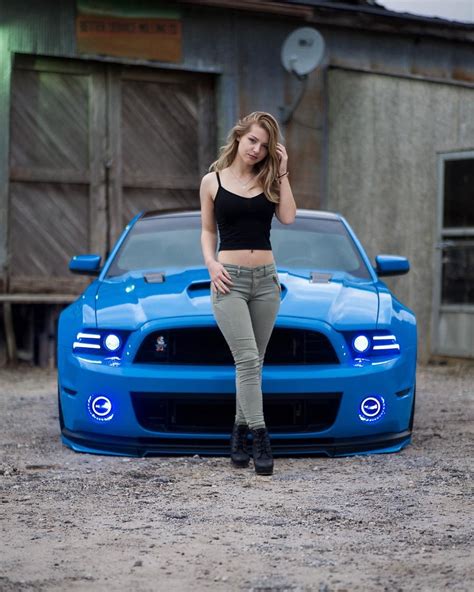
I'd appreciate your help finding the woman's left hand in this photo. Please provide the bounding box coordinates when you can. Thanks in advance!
[276,142,288,175]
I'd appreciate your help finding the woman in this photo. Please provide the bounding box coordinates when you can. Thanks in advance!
[200,112,296,475]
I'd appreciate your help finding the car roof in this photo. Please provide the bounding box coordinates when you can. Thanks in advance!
[140,208,341,221]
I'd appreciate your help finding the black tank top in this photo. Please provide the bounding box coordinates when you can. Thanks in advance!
[214,172,276,251]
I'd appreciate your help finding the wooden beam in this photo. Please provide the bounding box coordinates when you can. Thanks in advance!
[3,302,17,363]
[180,0,313,19]
[89,69,108,258]
[0,294,77,303]
[0,41,11,286]
[10,167,90,184]
[8,276,90,294]
[122,173,200,190]
[107,66,123,249]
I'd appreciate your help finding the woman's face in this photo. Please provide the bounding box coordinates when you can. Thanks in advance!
[237,124,269,166]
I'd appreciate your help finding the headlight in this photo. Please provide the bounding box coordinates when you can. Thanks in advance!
[104,334,121,351]
[353,335,370,353]
[73,330,129,356]
[345,331,400,358]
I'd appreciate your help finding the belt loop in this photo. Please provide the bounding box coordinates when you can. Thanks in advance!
[237,265,241,277]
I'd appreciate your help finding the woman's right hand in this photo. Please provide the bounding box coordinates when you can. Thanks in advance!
[208,260,233,294]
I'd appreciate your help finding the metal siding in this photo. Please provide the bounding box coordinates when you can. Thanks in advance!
[234,14,325,209]
[4,0,77,57]
[181,8,240,147]
[324,27,474,85]
[327,68,474,362]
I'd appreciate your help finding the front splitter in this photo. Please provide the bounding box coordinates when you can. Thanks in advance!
[61,428,412,458]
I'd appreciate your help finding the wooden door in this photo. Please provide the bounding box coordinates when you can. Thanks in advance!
[9,56,106,294]
[107,66,215,247]
[8,57,216,295]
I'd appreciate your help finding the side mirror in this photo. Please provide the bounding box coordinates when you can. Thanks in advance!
[69,254,102,276]
[374,255,410,277]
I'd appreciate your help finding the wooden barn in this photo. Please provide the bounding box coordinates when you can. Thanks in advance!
[0,0,473,366]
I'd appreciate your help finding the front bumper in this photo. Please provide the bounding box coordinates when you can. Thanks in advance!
[58,336,416,457]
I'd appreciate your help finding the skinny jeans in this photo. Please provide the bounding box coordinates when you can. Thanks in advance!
[211,262,281,429]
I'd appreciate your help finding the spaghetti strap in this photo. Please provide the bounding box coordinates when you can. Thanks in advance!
[216,171,221,187]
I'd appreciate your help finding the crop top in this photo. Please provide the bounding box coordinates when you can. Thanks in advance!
[213,172,276,251]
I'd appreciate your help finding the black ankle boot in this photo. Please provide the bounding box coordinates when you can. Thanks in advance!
[250,427,274,475]
[230,423,250,467]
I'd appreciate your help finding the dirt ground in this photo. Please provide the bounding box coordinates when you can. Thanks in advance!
[0,363,473,592]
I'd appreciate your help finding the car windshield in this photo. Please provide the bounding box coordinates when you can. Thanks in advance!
[105,214,372,279]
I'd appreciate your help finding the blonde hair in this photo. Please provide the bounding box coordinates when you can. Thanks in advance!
[209,111,282,203]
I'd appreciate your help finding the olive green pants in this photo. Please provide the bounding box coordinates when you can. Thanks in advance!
[211,262,281,429]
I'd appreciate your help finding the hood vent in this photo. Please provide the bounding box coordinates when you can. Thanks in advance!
[144,272,166,283]
[310,272,332,283]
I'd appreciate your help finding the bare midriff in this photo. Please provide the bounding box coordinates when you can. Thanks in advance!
[217,249,275,267]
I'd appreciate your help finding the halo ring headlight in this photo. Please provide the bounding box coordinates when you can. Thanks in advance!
[353,335,370,353]
[104,334,121,351]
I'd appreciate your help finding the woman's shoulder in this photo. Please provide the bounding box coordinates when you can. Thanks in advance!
[200,170,220,202]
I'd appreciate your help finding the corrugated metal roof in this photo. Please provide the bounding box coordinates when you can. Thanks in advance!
[181,0,474,30]
[282,0,474,28]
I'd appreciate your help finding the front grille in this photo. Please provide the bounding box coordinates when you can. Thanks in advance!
[134,328,339,365]
[131,392,342,433]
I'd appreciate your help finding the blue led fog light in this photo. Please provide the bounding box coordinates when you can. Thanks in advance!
[88,395,114,422]
[359,395,386,422]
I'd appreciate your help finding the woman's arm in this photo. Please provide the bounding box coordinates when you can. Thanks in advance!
[200,173,219,266]
[275,143,297,225]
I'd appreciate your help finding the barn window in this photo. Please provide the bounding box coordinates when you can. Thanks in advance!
[440,156,474,305]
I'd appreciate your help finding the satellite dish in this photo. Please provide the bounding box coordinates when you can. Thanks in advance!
[281,27,325,78]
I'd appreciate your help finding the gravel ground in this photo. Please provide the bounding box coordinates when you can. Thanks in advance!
[0,363,473,592]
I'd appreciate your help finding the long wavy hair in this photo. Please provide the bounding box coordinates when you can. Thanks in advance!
[209,112,282,203]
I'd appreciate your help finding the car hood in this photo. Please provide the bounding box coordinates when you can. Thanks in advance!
[94,268,380,330]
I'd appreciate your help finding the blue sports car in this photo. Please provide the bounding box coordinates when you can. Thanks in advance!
[57,209,417,457]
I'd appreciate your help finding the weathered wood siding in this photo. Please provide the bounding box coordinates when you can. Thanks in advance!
[6,56,215,295]
[9,58,94,294]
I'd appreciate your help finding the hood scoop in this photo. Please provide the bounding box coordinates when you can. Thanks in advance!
[310,272,332,283]
[144,272,166,283]
[187,280,212,298]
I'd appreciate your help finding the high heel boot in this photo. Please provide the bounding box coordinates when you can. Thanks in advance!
[250,427,274,475]
[230,423,250,467]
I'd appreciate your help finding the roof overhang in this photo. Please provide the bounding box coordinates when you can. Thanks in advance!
[179,0,474,43]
